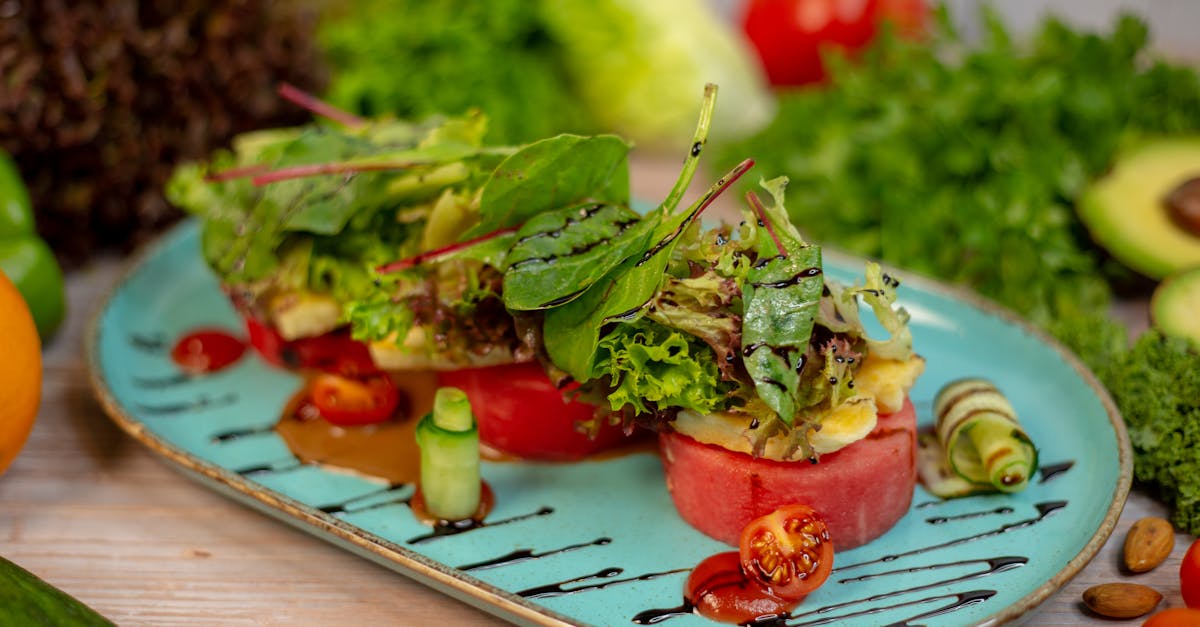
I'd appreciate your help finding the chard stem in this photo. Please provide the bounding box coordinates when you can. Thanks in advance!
[376,226,520,274]
[277,82,366,129]
[659,84,719,216]
[746,191,787,257]
[251,160,424,185]
[204,164,271,183]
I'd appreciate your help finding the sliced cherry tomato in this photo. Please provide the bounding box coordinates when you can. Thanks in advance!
[288,331,377,375]
[685,551,794,624]
[309,372,400,426]
[1184,537,1200,609]
[437,361,638,460]
[738,504,834,600]
[171,329,247,374]
[244,315,288,367]
[741,0,928,86]
[1142,608,1200,627]
[243,315,376,375]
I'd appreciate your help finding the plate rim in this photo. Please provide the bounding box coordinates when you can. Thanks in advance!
[86,218,1133,626]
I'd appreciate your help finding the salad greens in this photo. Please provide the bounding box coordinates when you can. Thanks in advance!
[318,0,594,145]
[168,114,504,292]
[365,85,915,450]
[714,8,1200,532]
[741,180,824,428]
[172,82,915,458]
[714,9,1200,328]
[316,0,773,149]
[1053,320,1200,534]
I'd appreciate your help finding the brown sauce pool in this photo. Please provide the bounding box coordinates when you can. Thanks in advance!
[274,369,653,484]
[274,370,439,485]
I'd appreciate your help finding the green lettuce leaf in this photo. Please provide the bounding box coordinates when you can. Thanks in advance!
[594,320,731,416]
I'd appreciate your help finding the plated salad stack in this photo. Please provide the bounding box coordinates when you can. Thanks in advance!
[170,84,928,569]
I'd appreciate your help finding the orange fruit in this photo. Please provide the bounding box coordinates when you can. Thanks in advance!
[0,269,41,475]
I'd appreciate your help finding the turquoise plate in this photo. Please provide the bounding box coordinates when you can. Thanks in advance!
[87,220,1131,626]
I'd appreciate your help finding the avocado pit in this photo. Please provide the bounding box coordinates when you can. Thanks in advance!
[1165,176,1200,237]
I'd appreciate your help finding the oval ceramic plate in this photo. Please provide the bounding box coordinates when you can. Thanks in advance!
[88,220,1131,627]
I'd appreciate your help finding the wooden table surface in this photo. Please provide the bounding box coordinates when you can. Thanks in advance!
[1,163,1196,625]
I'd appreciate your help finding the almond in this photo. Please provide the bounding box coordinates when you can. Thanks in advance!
[1123,516,1175,573]
[1082,583,1163,618]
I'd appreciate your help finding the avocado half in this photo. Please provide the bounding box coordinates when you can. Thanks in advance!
[1079,137,1200,279]
[1152,266,1200,345]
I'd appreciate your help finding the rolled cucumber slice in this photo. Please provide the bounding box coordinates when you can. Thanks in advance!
[924,378,1038,496]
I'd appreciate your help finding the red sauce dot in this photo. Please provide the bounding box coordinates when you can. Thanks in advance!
[171,329,247,374]
[686,552,797,624]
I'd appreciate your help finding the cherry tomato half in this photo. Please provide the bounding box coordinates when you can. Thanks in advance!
[1184,537,1200,609]
[1142,608,1200,627]
[310,372,400,426]
[741,0,928,86]
[738,503,834,600]
[244,315,376,375]
[686,552,794,624]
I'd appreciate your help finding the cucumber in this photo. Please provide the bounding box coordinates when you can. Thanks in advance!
[1152,265,1200,346]
[415,387,481,521]
[920,378,1038,497]
[0,556,113,626]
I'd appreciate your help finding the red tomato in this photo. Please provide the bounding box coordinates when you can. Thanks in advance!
[741,0,928,86]
[309,372,400,426]
[244,315,288,367]
[244,315,376,374]
[1184,537,1200,609]
[437,362,639,461]
[739,504,834,600]
[685,551,795,624]
[1143,608,1200,627]
[659,398,917,549]
[171,329,247,374]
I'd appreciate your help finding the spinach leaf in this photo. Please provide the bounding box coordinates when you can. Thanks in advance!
[501,85,723,313]
[543,158,754,381]
[502,203,649,310]
[468,134,631,237]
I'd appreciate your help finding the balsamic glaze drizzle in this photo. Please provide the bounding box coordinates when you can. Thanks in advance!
[926,506,1014,525]
[514,203,608,245]
[631,562,1011,627]
[517,567,687,600]
[792,588,998,619]
[211,424,277,443]
[407,507,554,545]
[539,288,587,309]
[836,555,1027,585]
[509,218,640,270]
[1039,461,1075,484]
[136,393,238,416]
[459,537,612,572]
[749,267,822,289]
[131,373,192,389]
[762,558,1019,626]
[233,457,303,477]
[318,485,411,515]
[128,333,167,352]
[834,501,1066,573]
[632,603,693,625]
